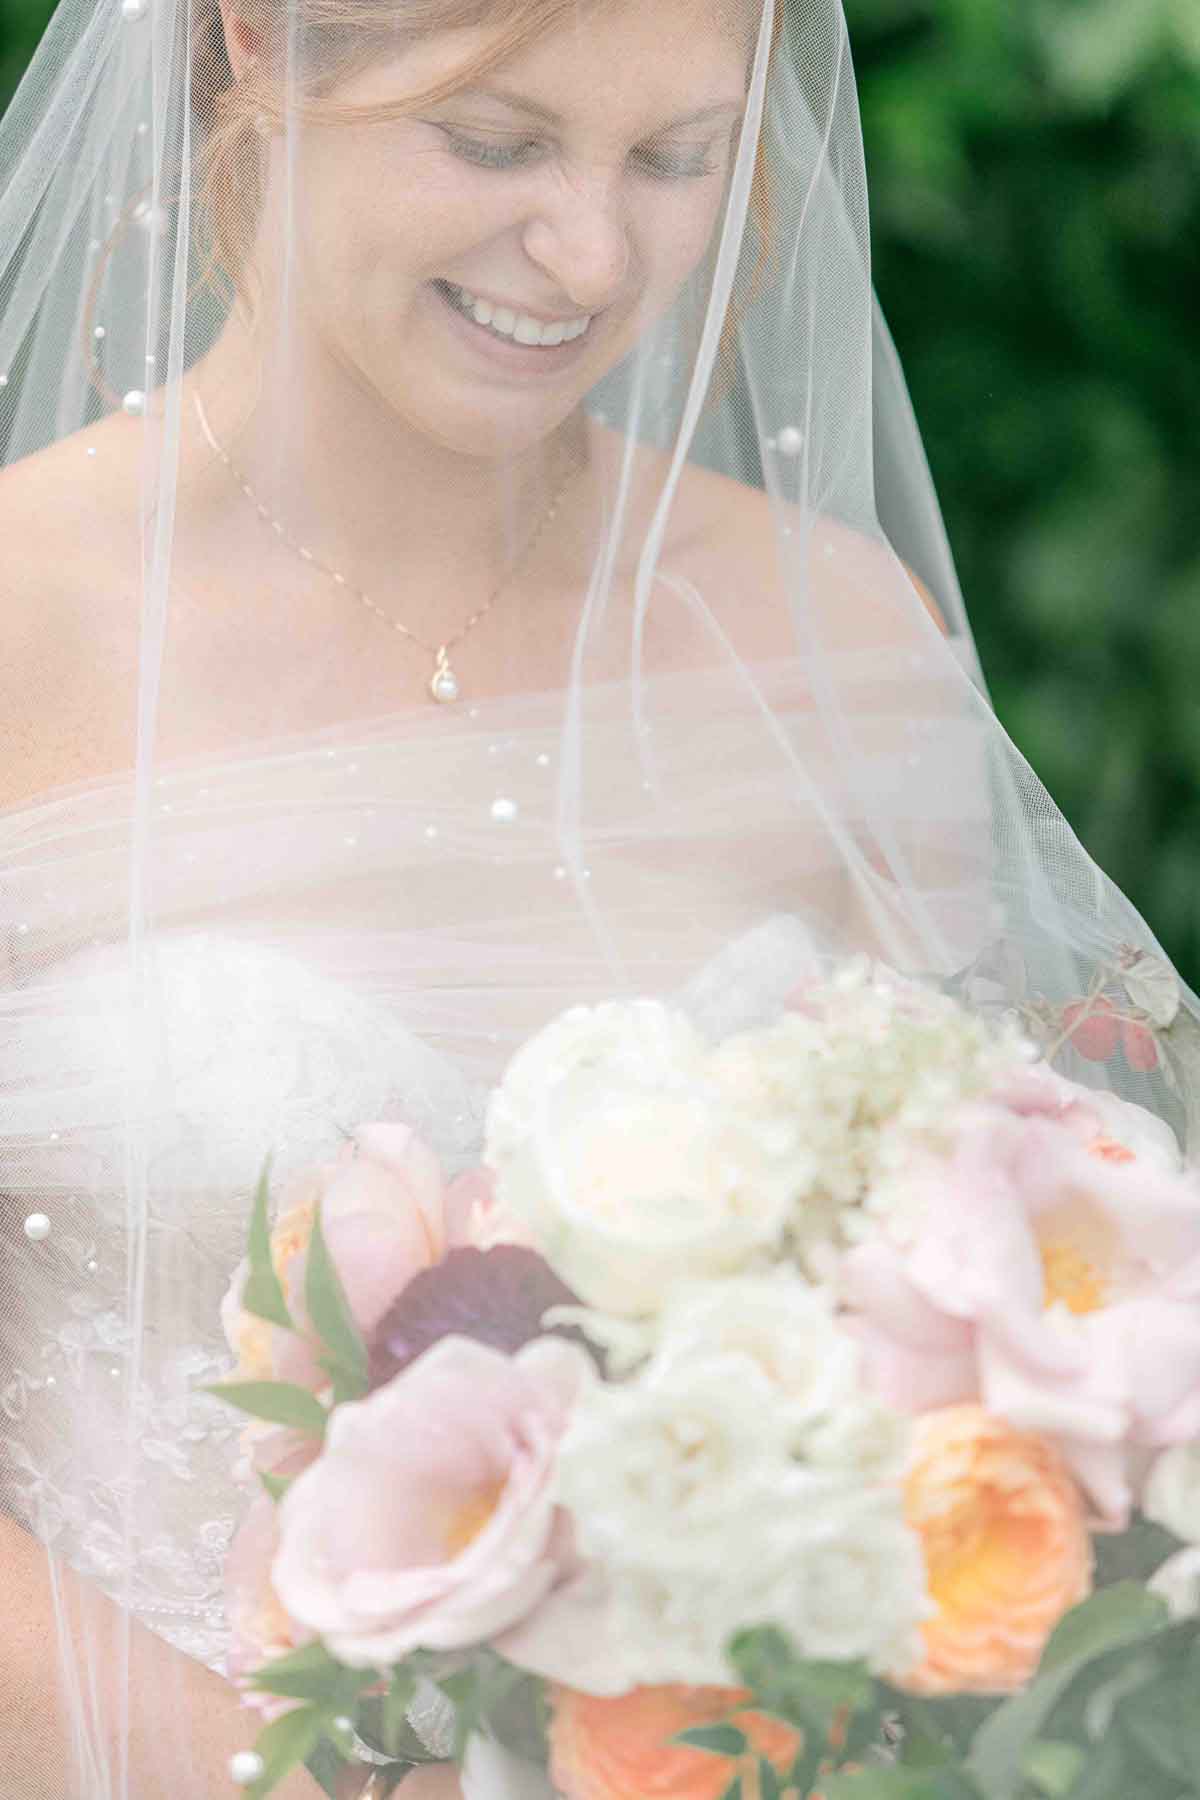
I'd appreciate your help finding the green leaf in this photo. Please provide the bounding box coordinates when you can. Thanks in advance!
[1021,1739,1086,1797]
[889,1695,960,1769]
[249,1641,369,1707]
[245,1705,333,1798]
[1037,1583,1169,1675]
[379,1669,418,1757]
[966,1585,1170,1800]
[303,1738,351,1798]
[205,1379,328,1438]
[306,1201,369,1403]
[258,1468,293,1503]
[727,1626,875,1735]
[820,1769,982,1799]
[1114,1663,1200,1783]
[756,1758,783,1800]
[243,1159,295,1332]
[1092,1516,1184,1587]
[674,1725,749,1757]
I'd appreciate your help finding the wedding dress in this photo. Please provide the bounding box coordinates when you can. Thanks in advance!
[0,0,1192,1793]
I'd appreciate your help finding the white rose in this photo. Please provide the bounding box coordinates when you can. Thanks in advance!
[764,1484,929,1674]
[1148,1546,1200,1621]
[802,1398,912,1485]
[651,1273,861,1429]
[485,1001,800,1316]
[1143,1440,1200,1543]
[554,1350,794,1574]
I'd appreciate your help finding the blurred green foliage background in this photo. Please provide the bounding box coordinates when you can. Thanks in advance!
[1,0,1198,981]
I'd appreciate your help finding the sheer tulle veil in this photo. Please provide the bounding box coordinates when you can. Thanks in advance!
[0,0,1192,1794]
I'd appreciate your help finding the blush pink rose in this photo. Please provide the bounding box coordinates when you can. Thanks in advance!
[843,1090,1200,1527]
[271,1333,592,1668]
[225,1447,318,1717]
[221,1124,467,1392]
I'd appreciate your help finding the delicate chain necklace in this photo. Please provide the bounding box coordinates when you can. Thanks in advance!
[191,388,580,704]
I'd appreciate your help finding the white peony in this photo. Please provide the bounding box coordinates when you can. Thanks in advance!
[1143,1440,1200,1544]
[484,1000,803,1316]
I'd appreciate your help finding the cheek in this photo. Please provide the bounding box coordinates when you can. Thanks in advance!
[639,182,727,288]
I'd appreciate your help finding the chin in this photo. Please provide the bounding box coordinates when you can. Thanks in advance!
[384,380,590,461]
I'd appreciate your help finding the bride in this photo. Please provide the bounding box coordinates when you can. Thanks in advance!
[0,0,1184,1794]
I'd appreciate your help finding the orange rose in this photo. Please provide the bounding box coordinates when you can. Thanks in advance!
[549,1684,801,1800]
[899,1405,1093,1696]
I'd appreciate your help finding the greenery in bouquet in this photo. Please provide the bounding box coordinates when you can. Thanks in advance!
[210,962,1200,1800]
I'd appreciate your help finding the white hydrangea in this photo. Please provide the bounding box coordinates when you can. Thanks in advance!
[483,1000,806,1316]
[711,963,1028,1267]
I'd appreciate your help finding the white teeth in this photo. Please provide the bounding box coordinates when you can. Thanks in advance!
[445,283,591,348]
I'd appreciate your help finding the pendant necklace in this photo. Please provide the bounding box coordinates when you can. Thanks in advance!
[192,388,581,704]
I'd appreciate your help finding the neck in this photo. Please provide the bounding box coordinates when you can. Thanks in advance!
[191,312,589,599]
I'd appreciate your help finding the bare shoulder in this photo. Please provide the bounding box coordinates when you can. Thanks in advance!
[0,416,142,808]
[660,454,940,659]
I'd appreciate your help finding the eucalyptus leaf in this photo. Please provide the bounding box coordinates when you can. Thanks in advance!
[243,1159,295,1332]
[205,1378,328,1438]
[306,1202,369,1399]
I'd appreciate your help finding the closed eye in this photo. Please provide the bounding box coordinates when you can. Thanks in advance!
[635,142,721,181]
[439,129,544,170]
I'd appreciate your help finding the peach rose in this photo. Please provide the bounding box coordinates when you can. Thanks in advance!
[549,1684,801,1800]
[899,1406,1093,1696]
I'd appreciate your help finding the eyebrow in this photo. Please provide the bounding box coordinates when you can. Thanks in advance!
[450,87,745,130]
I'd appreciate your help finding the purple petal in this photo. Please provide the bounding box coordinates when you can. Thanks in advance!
[368,1246,602,1388]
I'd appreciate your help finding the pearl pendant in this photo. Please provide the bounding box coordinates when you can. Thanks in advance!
[429,650,460,704]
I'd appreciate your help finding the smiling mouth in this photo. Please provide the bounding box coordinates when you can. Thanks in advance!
[435,280,595,349]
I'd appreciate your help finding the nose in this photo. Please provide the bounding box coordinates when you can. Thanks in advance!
[521,171,631,312]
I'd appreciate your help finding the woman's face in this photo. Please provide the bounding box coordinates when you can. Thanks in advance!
[266,0,751,456]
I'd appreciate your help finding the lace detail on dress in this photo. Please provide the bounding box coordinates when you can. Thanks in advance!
[1,919,814,1676]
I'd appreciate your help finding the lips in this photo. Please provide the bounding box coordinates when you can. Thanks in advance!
[438,280,594,348]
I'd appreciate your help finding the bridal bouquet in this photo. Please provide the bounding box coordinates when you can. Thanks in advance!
[214,959,1200,1800]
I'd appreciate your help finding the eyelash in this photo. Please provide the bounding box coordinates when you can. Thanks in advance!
[439,129,718,183]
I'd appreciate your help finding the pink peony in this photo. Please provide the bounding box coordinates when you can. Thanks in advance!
[843,1079,1200,1527]
[221,1124,469,1392]
[271,1333,592,1668]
